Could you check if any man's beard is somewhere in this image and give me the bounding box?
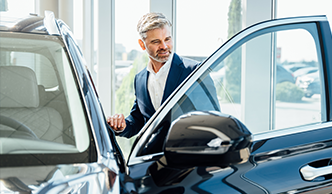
[149,48,172,63]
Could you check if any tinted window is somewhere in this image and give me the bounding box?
[185,23,324,134]
[0,32,94,165]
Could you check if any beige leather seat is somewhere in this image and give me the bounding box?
[0,66,64,143]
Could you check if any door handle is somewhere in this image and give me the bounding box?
[300,164,332,181]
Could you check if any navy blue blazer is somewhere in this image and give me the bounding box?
[118,53,199,138]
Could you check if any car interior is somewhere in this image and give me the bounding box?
[0,33,90,154]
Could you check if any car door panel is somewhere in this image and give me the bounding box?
[247,126,332,193]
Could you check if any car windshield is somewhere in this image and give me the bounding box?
[0,32,91,157]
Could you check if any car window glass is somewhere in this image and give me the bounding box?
[0,33,90,155]
[201,25,322,134]
[171,74,221,120]
[137,73,222,156]
[11,52,59,89]
[274,29,321,130]
[205,26,322,134]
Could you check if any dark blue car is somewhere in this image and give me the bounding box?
[1,13,332,193]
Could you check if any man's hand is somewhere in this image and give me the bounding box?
[107,114,126,132]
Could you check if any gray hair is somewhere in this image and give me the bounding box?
[137,12,172,40]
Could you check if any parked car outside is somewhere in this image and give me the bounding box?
[276,64,295,83]
[296,71,321,97]
[211,63,295,84]
[293,66,318,79]
[283,63,309,73]
[1,13,332,194]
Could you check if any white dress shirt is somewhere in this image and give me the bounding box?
[147,53,174,111]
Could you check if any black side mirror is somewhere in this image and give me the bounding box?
[164,111,252,168]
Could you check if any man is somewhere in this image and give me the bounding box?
[107,12,199,138]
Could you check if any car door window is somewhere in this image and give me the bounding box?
[170,23,324,134]
[274,29,322,130]
[136,22,325,157]
[207,24,323,134]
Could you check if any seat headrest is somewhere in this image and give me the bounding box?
[0,66,39,108]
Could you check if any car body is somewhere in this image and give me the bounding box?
[0,12,127,193]
[1,13,332,194]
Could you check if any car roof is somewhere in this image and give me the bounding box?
[0,12,59,35]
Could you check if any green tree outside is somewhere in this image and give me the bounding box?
[224,0,242,103]
[115,53,148,115]
[115,52,148,159]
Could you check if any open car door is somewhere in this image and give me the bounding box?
[127,16,332,193]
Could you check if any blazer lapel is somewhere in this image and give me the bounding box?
[140,70,156,115]
[161,54,184,104]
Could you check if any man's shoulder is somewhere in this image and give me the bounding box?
[182,57,200,67]
[173,53,200,70]
[135,67,148,78]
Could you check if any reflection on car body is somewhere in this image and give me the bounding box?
[1,12,332,194]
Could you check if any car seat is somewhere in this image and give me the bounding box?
[0,66,64,143]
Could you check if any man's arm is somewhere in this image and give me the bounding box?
[119,99,145,138]
[107,114,126,132]
[107,98,146,138]
[107,74,146,138]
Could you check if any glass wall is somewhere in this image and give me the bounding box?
[114,0,149,115]
[0,0,34,16]
[276,0,332,22]
[176,0,239,61]
[114,0,149,159]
